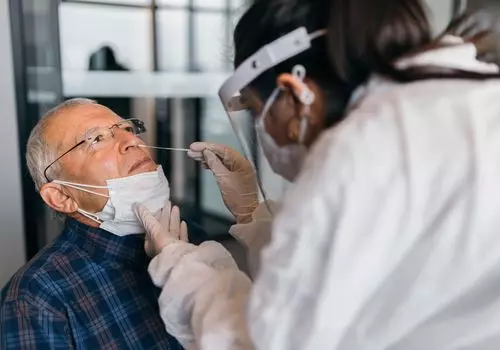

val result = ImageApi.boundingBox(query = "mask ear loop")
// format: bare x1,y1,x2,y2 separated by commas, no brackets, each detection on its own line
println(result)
254,86,282,206
257,87,282,130
52,180,110,198
52,181,109,224
77,208,103,224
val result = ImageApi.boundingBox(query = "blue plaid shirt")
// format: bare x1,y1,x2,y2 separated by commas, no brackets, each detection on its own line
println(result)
0,218,183,350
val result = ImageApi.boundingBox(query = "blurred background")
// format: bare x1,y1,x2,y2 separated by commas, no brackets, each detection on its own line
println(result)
0,0,487,286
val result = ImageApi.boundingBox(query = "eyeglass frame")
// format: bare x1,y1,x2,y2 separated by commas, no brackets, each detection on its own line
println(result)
43,118,147,182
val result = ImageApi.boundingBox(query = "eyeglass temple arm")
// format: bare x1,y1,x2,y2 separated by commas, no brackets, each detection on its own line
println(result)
43,141,85,182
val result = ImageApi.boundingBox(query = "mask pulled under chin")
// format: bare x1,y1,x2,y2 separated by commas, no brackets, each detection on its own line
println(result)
54,166,170,237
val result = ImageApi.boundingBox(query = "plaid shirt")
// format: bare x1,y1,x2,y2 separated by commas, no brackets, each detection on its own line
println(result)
0,218,183,350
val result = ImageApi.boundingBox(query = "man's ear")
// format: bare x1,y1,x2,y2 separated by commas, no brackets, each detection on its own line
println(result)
39,183,79,215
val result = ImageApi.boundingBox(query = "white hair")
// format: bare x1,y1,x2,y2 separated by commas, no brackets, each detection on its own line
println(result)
26,98,97,191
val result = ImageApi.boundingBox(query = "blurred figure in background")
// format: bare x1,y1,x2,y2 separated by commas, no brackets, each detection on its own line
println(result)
88,45,132,119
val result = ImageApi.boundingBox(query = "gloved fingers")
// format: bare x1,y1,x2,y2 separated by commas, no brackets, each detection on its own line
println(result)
190,142,252,172
133,203,161,239
170,205,181,239
446,11,492,40
180,221,188,242
159,199,172,230
190,141,232,156
187,150,210,169
203,150,229,175
187,150,204,161
191,142,237,167
190,141,240,160
144,239,155,257
207,145,250,172
189,141,212,153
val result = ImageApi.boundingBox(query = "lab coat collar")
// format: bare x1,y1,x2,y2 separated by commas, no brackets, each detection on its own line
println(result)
347,35,500,110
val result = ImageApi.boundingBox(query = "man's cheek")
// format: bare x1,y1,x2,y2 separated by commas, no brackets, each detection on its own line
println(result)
85,156,121,181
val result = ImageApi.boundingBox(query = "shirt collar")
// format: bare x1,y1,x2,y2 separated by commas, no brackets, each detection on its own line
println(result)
62,217,149,266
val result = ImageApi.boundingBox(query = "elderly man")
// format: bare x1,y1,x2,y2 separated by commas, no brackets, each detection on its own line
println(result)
0,98,183,349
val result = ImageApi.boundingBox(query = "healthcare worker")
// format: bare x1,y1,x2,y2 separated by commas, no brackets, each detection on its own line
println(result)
134,0,500,348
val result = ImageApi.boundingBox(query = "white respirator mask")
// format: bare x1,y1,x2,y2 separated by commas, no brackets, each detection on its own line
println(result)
255,65,313,182
54,165,169,236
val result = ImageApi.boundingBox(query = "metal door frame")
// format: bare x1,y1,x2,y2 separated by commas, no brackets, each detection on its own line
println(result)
0,0,26,285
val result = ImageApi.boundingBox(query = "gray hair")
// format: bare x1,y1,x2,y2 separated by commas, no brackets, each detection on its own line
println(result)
26,98,97,191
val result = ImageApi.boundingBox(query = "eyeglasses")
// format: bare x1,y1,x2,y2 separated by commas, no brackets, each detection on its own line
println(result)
43,118,147,182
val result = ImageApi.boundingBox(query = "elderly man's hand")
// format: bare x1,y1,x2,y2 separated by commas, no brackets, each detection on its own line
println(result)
134,198,188,257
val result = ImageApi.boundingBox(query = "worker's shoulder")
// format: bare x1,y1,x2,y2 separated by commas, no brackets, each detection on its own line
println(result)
369,78,500,119
302,80,500,181
353,78,500,111
329,79,500,145
1,231,84,308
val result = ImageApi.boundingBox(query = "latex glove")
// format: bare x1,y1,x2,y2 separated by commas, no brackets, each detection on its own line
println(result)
134,199,189,257
188,142,259,223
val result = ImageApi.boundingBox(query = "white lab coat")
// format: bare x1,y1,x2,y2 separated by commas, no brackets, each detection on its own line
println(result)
229,201,277,277
149,40,500,349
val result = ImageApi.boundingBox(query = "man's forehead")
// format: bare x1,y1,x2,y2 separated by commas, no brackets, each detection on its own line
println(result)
46,104,122,150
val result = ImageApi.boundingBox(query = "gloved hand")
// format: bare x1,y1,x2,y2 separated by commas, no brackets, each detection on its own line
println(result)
188,142,259,224
443,11,494,59
134,198,189,257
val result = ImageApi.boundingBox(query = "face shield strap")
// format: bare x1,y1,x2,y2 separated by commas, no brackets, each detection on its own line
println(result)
257,87,282,129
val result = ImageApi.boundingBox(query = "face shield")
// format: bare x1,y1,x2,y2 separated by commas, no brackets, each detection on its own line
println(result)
218,27,325,201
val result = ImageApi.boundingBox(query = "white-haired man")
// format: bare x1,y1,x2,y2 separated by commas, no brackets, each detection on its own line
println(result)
0,98,184,349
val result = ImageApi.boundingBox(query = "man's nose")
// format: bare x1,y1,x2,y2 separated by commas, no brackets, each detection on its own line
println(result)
115,129,141,153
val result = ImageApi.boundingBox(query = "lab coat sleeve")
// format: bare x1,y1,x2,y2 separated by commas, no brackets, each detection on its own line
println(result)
229,200,278,278
148,240,254,350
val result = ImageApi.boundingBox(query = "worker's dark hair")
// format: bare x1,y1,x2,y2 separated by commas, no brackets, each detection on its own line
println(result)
234,0,499,127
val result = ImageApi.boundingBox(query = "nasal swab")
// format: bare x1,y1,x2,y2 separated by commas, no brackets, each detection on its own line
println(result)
139,145,190,152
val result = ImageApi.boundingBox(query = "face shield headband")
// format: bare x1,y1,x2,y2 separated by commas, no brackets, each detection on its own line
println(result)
219,27,326,110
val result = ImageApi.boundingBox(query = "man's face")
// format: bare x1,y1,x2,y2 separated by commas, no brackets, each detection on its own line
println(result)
44,103,156,213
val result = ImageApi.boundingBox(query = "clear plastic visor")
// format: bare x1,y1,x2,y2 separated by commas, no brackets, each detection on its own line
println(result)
218,27,326,203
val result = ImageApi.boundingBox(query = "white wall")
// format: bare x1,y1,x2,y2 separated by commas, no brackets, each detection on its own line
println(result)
0,0,26,286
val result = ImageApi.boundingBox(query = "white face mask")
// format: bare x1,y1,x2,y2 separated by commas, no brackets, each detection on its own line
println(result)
255,83,310,182
256,121,308,182
54,166,169,236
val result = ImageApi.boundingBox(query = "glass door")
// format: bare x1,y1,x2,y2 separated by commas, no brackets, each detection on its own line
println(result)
10,0,64,259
